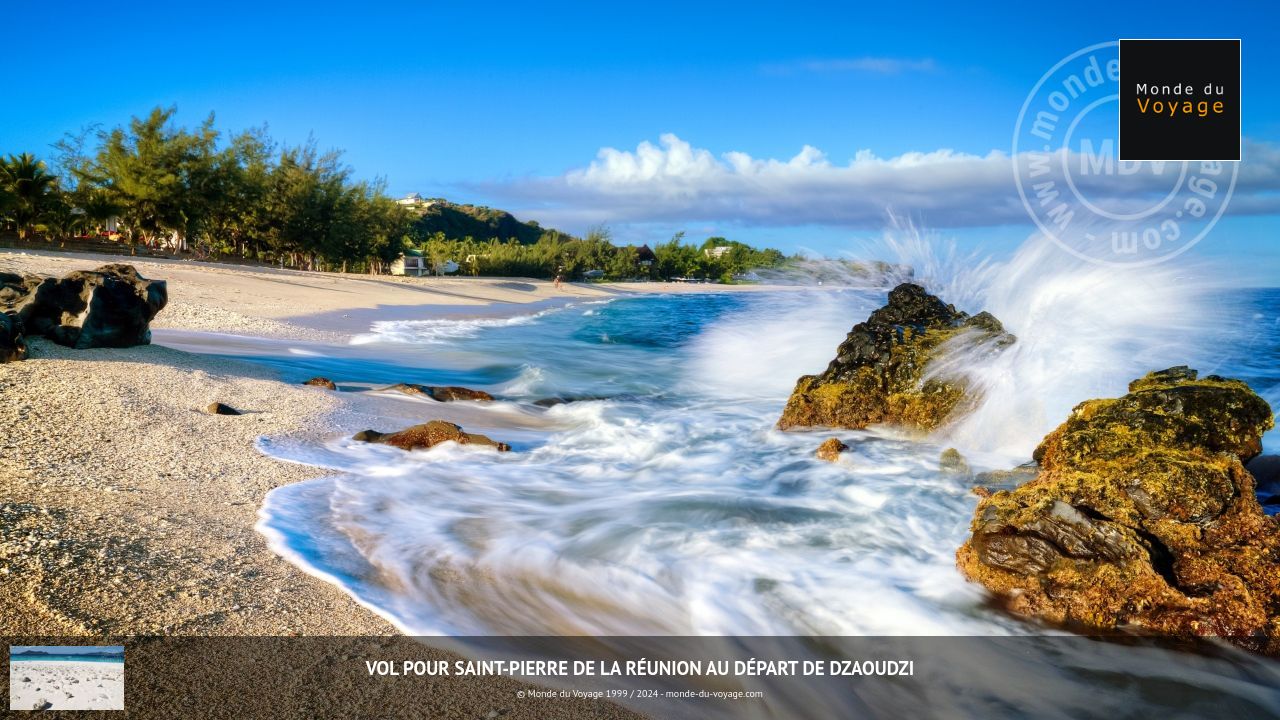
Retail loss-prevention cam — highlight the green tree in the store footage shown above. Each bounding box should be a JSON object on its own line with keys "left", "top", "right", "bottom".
{"left": 85, "top": 106, "right": 219, "bottom": 248}
{"left": 0, "top": 153, "right": 59, "bottom": 239}
{"left": 196, "top": 126, "right": 275, "bottom": 258}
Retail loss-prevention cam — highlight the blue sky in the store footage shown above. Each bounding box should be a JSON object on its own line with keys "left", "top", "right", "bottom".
{"left": 4, "top": 1, "right": 1278, "bottom": 276}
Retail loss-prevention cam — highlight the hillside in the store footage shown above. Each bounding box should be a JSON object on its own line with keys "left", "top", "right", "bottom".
{"left": 411, "top": 200, "right": 559, "bottom": 244}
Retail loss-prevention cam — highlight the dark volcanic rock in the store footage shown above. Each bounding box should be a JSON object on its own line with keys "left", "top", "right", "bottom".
{"left": 0, "top": 311, "right": 26, "bottom": 363}
{"left": 777, "top": 283, "right": 1013, "bottom": 431}
{"left": 207, "top": 402, "right": 242, "bottom": 416}
{"left": 353, "top": 420, "right": 510, "bottom": 452}
{"left": 303, "top": 377, "right": 338, "bottom": 390}
{"left": 957, "top": 367, "right": 1280, "bottom": 655}
{"left": 384, "top": 383, "right": 494, "bottom": 402}
{"left": 3, "top": 264, "right": 166, "bottom": 349}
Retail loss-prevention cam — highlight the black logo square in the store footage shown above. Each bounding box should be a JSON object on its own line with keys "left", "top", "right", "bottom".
{"left": 1119, "top": 39, "right": 1240, "bottom": 161}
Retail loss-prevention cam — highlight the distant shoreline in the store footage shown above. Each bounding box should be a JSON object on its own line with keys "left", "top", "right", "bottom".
{"left": 0, "top": 248, "right": 822, "bottom": 341}
{"left": 11, "top": 657, "right": 124, "bottom": 664}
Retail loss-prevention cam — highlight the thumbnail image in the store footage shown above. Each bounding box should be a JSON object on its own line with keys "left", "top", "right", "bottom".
{"left": 9, "top": 646, "right": 124, "bottom": 711}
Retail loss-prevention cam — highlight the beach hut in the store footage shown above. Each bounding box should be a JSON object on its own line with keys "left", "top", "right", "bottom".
{"left": 391, "top": 249, "right": 429, "bottom": 277}
{"left": 635, "top": 244, "right": 657, "bottom": 266}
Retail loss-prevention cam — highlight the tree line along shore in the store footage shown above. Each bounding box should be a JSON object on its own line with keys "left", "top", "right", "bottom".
{"left": 0, "top": 106, "right": 800, "bottom": 282}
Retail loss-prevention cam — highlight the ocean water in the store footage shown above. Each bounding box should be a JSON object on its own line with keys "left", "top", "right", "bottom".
{"left": 251, "top": 284, "right": 1280, "bottom": 634}
{"left": 175, "top": 238, "right": 1280, "bottom": 717}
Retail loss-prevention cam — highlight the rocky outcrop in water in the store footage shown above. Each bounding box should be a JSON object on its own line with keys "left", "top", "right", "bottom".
{"left": 384, "top": 383, "right": 494, "bottom": 402}
{"left": 939, "top": 448, "right": 970, "bottom": 476}
{"left": 1, "top": 264, "right": 167, "bottom": 350}
{"left": 303, "top": 377, "right": 338, "bottom": 390}
{"left": 777, "top": 283, "right": 1014, "bottom": 431}
{"left": 816, "top": 438, "right": 849, "bottom": 462}
{"left": 354, "top": 420, "right": 511, "bottom": 452}
{"left": 957, "top": 367, "right": 1280, "bottom": 654}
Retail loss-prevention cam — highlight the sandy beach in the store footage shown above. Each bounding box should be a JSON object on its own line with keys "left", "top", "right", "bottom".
{"left": 9, "top": 660, "right": 124, "bottom": 711}
{"left": 0, "top": 248, "right": 794, "bottom": 341}
{"left": 0, "top": 249, "right": 757, "bottom": 717}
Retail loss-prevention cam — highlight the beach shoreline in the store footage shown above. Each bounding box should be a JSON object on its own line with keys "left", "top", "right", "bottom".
{"left": 0, "top": 249, "right": 691, "bottom": 717}
{"left": 1, "top": 247, "right": 778, "bottom": 638}
{"left": 0, "top": 248, "right": 815, "bottom": 342}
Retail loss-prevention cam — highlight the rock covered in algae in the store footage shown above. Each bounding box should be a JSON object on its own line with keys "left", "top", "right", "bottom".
{"left": 816, "top": 437, "right": 849, "bottom": 462}
{"left": 777, "top": 283, "right": 1014, "bottom": 431}
{"left": 957, "top": 366, "right": 1280, "bottom": 654}
{"left": 353, "top": 420, "right": 511, "bottom": 452}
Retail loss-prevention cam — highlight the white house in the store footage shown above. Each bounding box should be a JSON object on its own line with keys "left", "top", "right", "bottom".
{"left": 396, "top": 193, "right": 439, "bottom": 209}
{"left": 390, "top": 249, "right": 428, "bottom": 276}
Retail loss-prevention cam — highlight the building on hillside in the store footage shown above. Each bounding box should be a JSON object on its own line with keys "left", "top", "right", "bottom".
{"left": 397, "top": 193, "right": 439, "bottom": 209}
{"left": 704, "top": 245, "right": 731, "bottom": 259}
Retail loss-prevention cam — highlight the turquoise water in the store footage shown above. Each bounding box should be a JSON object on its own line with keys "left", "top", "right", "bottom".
{"left": 11, "top": 655, "right": 123, "bottom": 664}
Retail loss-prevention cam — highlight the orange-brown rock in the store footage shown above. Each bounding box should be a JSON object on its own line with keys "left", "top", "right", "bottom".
{"left": 353, "top": 420, "right": 510, "bottom": 452}
{"left": 384, "top": 383, "right": 494, "bottom": 402}
{"left": 816, "top": 437, "right": 849, "bottom": 462}
{"left": 957, "top": 367, "right": 1279, "bottom": 654}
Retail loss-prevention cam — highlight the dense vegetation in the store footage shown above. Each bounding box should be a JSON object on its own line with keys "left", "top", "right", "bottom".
{"left": 413, "top": 201, "right": 548, "bottom": 246}
{"left": 417, "top": 230, "right": 788, "bottom": 282}
{"left": 0, "top": 106, "right": 792, "bottom": 280}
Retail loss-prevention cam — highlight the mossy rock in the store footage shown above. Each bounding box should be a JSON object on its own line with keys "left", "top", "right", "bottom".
{"left": 777, "top": 283, "right": 1013, "bottom": 431}
{"left": 957, "top": 367, "right": 1280, "bottom": 655}
{"left": 816, "top": 437, "right": 849, "bottom": 462}
{"left": 354, "top": 420, "right": 510, "bottom": 452}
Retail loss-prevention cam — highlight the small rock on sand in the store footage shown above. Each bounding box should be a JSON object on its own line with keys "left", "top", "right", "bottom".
{"left": 207, "top": 402, "right": 242, "bottom": 415}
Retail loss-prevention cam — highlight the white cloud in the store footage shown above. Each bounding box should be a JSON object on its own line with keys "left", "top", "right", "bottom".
{"left": 476, "top": 135, "right": 1280, "bottom": 232}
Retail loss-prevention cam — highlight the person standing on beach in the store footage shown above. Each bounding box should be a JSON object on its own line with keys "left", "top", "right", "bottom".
{"left": 554, "top": 266, "right": 564, "bottom": 290}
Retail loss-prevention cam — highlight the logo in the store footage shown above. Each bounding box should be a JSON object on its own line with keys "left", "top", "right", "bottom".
{"left": 1119, "top": 39, "right": 1241, "bottom": 161}
{"left": 1013, "top": 41, "right": 1238, "bottom": 266}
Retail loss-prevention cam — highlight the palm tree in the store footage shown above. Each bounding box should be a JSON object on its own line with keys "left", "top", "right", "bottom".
{"left": 0, "top": 153, "right": 58, "bottom": 239}
{"left": 78, "top": 187, "right": 123, "bottom": 236}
